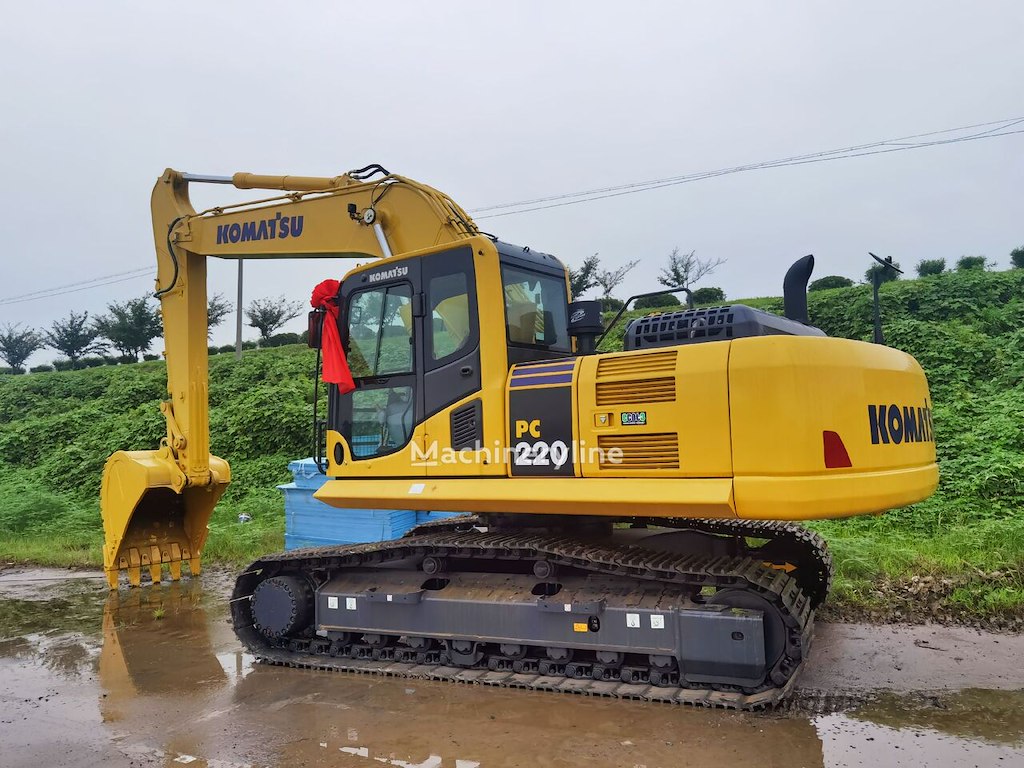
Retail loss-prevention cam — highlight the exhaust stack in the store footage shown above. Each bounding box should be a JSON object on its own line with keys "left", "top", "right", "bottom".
{"left": 783, "top": 254, "right": 815, "bottom": 324}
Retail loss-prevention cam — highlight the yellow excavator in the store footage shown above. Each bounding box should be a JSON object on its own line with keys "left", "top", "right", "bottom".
{"left": 100, "top": 166, "right": 937, "bottom": 707}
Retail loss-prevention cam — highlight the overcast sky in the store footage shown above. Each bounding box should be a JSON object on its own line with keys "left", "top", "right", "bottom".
{"left": 1, "top": 2, "right": 1021, "bottom": 365}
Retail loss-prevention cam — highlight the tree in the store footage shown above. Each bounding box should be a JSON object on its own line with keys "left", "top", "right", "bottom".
{"left": 207, "top": 293, "right": 233, "bottom": 337}
{"left": 1010, "top": 246, "right": 1024, "bottom": 269}
{"left": 657, "top": 248, "right": 724, "bottom": 289}
{"left": 635, "top": 293, "right": 681, "bottom": 310}
{"left": 95, "top": 296, "right": 163, "bottom": 360}
{"left": 809, "top": 275, "right": 854, "bottom": 291}
{"left": 692, "top": 286, "right": 726, "bottom": 305}
{"left": 44, "top": 311, "right": 107, "bottom": 366}
{"left": 568, "top": 253, "right": 601, "bottom": 298}
{"left": 0, "top": 324, "right": 44, "bottom": 373}
{"left": 595, "top": 260, "right": 640, "bottom": 298}
{"left": 956, "top": 255, "right": 987, "bottom": 271}
{"left": 246, "top": 295, "right": 303, "bottom": 340}
{"left": 864, "top": 260, "right": 901, "bottom": 284}
{"left": 915, "top": 259, "right": 946, "bottom": 277}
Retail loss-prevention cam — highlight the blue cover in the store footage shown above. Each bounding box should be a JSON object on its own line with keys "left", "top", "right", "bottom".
{"left": 278, "top": 458, "right": 466, "bottom": 551}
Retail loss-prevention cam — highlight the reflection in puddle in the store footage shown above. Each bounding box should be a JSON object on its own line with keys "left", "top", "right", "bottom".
{"left": 0, "top": 570, "right": 1022, "bottom": 768}
{"left": 333, "top": 745, "right": 481, "bottom": 768}
{"left": 852, "top": 688, "right": 1024, "bottom": 745}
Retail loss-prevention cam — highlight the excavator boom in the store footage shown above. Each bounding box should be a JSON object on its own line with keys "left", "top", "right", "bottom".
{"left": 101, "top": 167, "right": 480, "bottom": 587}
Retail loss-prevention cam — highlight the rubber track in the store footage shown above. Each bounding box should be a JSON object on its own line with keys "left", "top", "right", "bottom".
{"left": 232, "top": 525, "right": 816, "bottom": 710}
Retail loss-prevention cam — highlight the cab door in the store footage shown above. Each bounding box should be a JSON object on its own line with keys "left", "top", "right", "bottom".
{"left": 334, "top": 258, "right": 426, "bottom": 474}
{"left": 422, "top": 246, "right": 481, "bottom": 421}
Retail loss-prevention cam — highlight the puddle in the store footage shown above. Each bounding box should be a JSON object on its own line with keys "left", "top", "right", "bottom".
{"left": 0, "top": 568, "right": 1021, "bottom": 767}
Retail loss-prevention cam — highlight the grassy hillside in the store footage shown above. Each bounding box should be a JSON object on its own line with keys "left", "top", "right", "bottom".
{"left": 0, "top": 347, "right": 317, "bottom": 565}
{"left": 1, "top": 269, "right": 1023, "bottom": 623}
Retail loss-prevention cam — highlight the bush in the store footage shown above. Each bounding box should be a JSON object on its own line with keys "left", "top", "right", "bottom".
{"left": 957, "top": 255, "right": 987, "bottom": 271}
{"left": 809, "top": 275, "right": 853, "bottom": 291}
{"left": 53, "top": 359, "right": 75, "bottom": 372}
{"left": 29, "top": 365, "right": 53, "bottom": 373}
{"left": 916, "top": 259, "right": 946, "bottom": 277}
{"left": 600, "top": 297, "right": 624, "bottom": 312}
{"left": 118, "top": 355, "right": 137, "bottom": 365}
{"left": 635, "top": 293, "right": 681, "bottom": 310}
{"left": 1011, "top": 246, "right": 1024, "bottom": 269}
{"left": 219, "top": 344, "right": 238, "bottom": 354}
{"left": 261, "top": 332, "right": 301, "bottom": 348}
{"left": 692, "top": 286, "right": 726, "bottom": 305}
{"left": 865, "top": 261, "right": 901, "bottom": 284}
{"left": 80, "top": 357, "right": 106, "bottom": 368}
{"left": 143, "top": 354, "right": 159, "bottom": 362}
{"left": 208, "top": 346, "right": 221, "bottom": 356}
{"left": 241, "top": 341, "right": 258, "bottom": 351}
{"left": 0, "top": 367, "right": 14, "bottom": 375}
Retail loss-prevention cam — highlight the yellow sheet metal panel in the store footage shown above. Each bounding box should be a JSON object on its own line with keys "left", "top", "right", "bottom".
{"left": 314, "top": 476, "right": 737, "bottom": 518}
{"left": 575, "top": 344, "right": 732, "bottom": 478}
{"left": 735, "top": 464, "right": 939, "bottom": 520}
{"left": 729, "top": 336, "right": 938, "bottom": 519}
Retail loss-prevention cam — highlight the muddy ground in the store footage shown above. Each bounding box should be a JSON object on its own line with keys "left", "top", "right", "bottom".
{"left": 1, "top": 568, "right": 1022, "bottom": 768}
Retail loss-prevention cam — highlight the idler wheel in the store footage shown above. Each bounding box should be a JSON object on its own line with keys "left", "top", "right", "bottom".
{"left": 251, "top": 575, "right": 313, "bottom": 640}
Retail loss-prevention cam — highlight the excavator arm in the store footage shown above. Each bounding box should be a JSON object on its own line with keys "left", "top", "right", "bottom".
{"left": 101, "top": 167, "right": 480, "bottom": 587}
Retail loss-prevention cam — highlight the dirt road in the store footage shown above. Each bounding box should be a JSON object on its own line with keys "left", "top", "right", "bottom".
{"left": 1, "top": 567, "right": 1021, "bottom": 767}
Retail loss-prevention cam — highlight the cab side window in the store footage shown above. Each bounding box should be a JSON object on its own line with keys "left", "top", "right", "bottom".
{"left": 429, "top": 272, "right": 470, "bottom": 361}
{"left": 423, "top": 249, "right": 478, "bottom": 369}
{"left": 501, "top": 265, "right": 570, "bottom": 352}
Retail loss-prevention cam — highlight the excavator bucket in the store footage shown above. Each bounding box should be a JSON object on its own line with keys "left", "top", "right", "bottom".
{"left": 101, "top": 449, "right": 230, "bottom": 589}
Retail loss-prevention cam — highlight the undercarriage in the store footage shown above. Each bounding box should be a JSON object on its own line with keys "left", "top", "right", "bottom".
{"left": 231, "top": 516, "right": 831, "bottom": 709}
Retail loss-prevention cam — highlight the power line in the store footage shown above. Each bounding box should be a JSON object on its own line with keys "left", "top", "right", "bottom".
{"left": 0, "top": 266, "right": 151, "bottom": 304}
{"left": 471, "top": 117, "right": 1024, "bottom": 219}
{"left": 0, "top": 271, "right": 153, "bottom": 307}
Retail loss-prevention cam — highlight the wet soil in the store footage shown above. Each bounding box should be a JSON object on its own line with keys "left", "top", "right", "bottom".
{"left": 1, "top": 567, "right": 1022, "bottom": 768}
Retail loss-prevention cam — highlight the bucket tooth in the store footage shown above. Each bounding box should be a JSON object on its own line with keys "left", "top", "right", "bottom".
{"left": 169, "top": 560, "right": 182, "bottom": 582}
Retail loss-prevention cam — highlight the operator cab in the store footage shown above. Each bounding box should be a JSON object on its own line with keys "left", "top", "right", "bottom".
{"left": 322, "top": 239, "right": 571, "bottom": 465}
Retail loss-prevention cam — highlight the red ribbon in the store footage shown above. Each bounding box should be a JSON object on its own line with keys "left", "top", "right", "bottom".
{"left": 310, "top": 279, "right": 355, "bottom": 394}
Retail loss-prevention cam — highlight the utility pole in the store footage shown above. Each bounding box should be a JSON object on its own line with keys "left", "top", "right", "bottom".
{"left": 235, "top": 259, "right": 244, "bottom": 360}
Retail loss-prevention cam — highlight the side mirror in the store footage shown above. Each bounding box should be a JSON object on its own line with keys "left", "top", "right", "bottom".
{"left": 307, "top": 310, "right": 324, "bottom": 349}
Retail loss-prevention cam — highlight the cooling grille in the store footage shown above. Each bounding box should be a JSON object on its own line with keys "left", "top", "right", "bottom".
{"left": 598, "top": 350, "right": 675, "bottom": 405}
{"left": 597, "top": 350, "right": 677, "bottom": 377}
{"left": 596, "top": 432, "right": 680, "bottom": 470}
{"left": 595, "top": 350, "right": 677, "bottom": 405}
{"left": 595, "top": 377, "right": 675, "bottom": 406}
{"left": 450, "top": 399, "right": 482, "bottom": 451}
